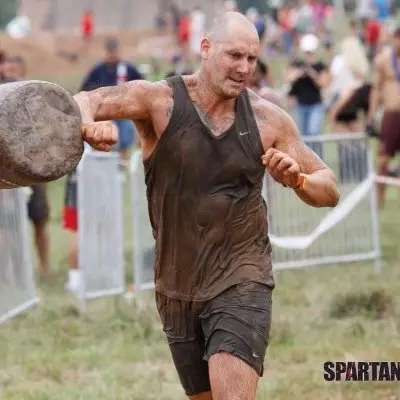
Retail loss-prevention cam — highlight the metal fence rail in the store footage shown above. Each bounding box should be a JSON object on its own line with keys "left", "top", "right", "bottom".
{"left": 0, "top": 188, "right": 38, "bottom": 325}
{"left": 265, "top": 133, "right": 381, "bottom": 272}
{"left": 77, "top": 151, "right": 125, "bottom": 310}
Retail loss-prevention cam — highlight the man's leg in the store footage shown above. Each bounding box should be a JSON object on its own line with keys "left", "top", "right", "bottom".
{"left": 201, "top": 282, "right": 274, "bottom": 400}
{"left": 209, "top": 352, "right": 258, "bottom": 400}
{"left": 27, "top": 185, "right": 50, "bottom": 278}
{"left": 189, "top": 391, "right": 213, "bottom": 400}
{"left": 155, "top": 292, "right": 212, "bottom": 399}
{"left": 33, "top": 219, "right": 50, "bottom": 278}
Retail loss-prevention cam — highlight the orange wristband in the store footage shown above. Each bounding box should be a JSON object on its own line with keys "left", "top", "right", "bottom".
{"left": 293, "top": 174, "right": 307, "bottom": 191}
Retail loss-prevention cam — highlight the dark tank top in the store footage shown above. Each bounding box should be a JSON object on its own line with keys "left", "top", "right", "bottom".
{"left": 143, "top": 76, "right": 274, "bottom": 301}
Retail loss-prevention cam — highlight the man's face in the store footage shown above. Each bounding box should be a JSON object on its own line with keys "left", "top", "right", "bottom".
{"left": 106, "top": 48, "right": 119, "bottom": 64}
{"left": 202, "top": 35, "right": 259, "bottom": 99}
{"left": 2, "top": 61, "right": 25, "bottom": 80}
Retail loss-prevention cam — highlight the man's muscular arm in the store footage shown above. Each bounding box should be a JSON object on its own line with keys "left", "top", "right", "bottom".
{"left": 74, "top": 80, "right": 165, "bottom": 122}
{"left": 257, "top": 101, "right": 340, "bottom": 208}
{"left": 73, "top": 80, "right": 171, "bottom": 151}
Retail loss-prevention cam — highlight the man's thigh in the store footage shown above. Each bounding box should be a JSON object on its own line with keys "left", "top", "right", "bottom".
{"left": 155, "top": 292, "right": 211, "bottom": 397}
{"left": 201, "top": 281, "right": 273, "bottom": 377}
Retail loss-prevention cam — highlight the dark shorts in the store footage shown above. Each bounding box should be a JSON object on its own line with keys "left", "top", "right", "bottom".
{"left": 156, "top": 281, "right": 273, "bottom": 396}
{"left": 380, "top": 110, "right": 400, "bottom": 157}
{"left": 27, "top": 184, "right": 49, "bottom": 222}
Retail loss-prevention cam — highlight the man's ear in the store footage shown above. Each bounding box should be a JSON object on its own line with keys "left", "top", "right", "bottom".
{"left": 201, "top": 37, "right": 211, "bottom": 60}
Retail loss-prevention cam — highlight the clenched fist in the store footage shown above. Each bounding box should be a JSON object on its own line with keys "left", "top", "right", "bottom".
{"left": 81, "top": 121, "right": 119, "bottom": 152}
{"left": 262, "top": 148, "right": 303, "bottom": 189}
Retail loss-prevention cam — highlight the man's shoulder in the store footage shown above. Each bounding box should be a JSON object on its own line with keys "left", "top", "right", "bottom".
{"left": 247, "top": 88, "right": 294, "bottom": 134}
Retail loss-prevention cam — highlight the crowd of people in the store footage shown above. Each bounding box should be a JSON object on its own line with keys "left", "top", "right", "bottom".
{"left": 0, "top": 1, "right": 399, "bottom": 292}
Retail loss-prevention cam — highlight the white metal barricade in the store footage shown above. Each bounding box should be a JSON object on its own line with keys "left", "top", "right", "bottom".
{"left": 77, "top": 151, "right": 125, "bottom": 310}
{"left": 265, "top": 133, "right": 381, "bottom": 272}
{"left": 0, "top": 188, "right": 38, "bottom": 325}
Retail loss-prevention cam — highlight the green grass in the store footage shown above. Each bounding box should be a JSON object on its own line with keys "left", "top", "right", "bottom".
{"left": 0, "top": 170, "right": 399, "bottom": 399}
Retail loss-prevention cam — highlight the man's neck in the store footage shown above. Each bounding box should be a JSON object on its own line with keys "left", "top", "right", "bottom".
{"left": 193, "top": 70, "right": 236, "bottom": 115}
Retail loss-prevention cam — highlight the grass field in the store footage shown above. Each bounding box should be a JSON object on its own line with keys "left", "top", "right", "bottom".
{"left": 1, "top": 64, "right": 400, "bottom": 399}
{"left": 0, "top": 156, "right": 399, "bottom": 399}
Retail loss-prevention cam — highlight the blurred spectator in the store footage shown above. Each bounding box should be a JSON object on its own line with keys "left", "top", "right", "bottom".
{"left": 287, "top": 34, "right": 329, "bottom": 157}
{"left": 374, "top": 0, "right": 391, "bottom": 24}
{"left": 329, "top": 37, "right": 371, "bottom": 133}
{"left": 349, "top": 19, "right": 364, "bottom": 44}
{"left": 63, "top": 166, "right": 79, "bottom": 292}
{"left": 329, "top": 37, "right": 371, "bottom": 183}
{"left": 2, "top": 56, "right": 50, "bottom": 279}
{"left": 246, "top": 7, "right": 266, "bottom": 46}
{"left": 169, "top": 2, "right": 181, "bottom": 33}
{"left": 81, "top": 9, "right": 94, "bottom": 42}
{"left": 356, "top": 0, "right": 375, "bottom": 21}
{"left": 278, "top": 2, "right": 297, "bottom": 55}
{"left": 178, "top": 10, "right": 191, "bottom": 66}
{"left": 362, "top": 15, "right": 382, "bottom": 61}
{"left": 80, "top": 37, "right": 142, "bottom": 166}
{"left": 367, "top": 27, "right": 400, "bottom": 207}
{"left": 249, "top": 59, "right": 286, "bottom": 108}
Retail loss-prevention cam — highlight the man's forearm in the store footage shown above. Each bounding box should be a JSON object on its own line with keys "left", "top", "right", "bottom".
{"left": 293, "top": 170, "right": 340, "bottom": 207}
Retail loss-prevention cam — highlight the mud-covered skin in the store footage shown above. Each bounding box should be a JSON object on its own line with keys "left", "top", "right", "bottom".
{"left": 0, "top": 81, "right": 83, "bottom": 188}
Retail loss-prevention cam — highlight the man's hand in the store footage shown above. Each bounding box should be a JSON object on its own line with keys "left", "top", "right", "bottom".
{"left": 262, "top": 148, "right": 302, "bottom": 188}
{"left": 81, "top": 121, "right": 119, "bottom": 152}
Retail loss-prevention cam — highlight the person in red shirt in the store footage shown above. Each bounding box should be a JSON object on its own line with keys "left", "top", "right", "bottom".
{"left": 81, "top": 9, "right": 94, "bottom": 42}
{"left": 363, "top": 16, "right": 381, "bottom": 61}
{"left": 177, "top": 10, "right": 191, "bottom": 69}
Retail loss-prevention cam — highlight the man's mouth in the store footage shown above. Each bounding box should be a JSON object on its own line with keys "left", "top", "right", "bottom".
{"left": 229, "top": 77, "right": 244, "bottom": 84}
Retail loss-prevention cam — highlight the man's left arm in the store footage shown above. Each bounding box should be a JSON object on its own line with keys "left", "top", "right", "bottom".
{"left": 261, "top": 107, "right": 340, "bottom": 208}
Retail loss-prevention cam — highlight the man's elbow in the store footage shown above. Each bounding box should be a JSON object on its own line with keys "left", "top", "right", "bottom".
{"left": 327, "top": 186, "right": 340, "bottom": 207}
{"left": 325, "top": 173, "right": 340, "bottom": 207}
{"left": 317, "top": 170, "right": 340, "bottom": 208}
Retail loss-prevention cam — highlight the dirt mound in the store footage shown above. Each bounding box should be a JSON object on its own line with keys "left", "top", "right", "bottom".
{"left": 0, "top": 29, "right": 177, "bottom": 77}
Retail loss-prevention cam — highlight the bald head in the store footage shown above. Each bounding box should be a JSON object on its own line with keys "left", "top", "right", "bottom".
{"left": 207, "top": 11, "right": 259, "bottom": 44}
{"left": 199, "top": 12, "right": 260, "bottom": 100}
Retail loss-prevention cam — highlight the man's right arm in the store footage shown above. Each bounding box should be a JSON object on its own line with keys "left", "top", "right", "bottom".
{"left": 73, "top": 80, "right": 172, "bottom": 151}
{"left": 74, "top": 80, "right": 170, "bottom": 123}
